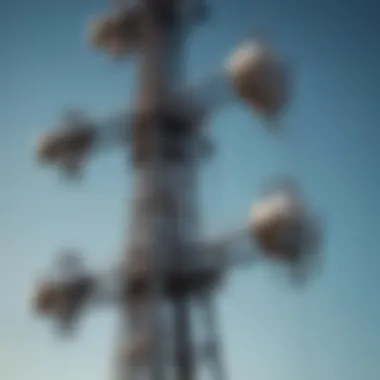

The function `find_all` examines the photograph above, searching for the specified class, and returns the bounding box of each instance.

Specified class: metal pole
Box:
[174,296,194,380]
[125,2,194,380]
[200,294,226,380]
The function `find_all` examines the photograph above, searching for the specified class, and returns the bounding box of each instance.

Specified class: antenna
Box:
[29,1,324,380]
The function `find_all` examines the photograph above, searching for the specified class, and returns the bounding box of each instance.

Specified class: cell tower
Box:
[30,1,322,380]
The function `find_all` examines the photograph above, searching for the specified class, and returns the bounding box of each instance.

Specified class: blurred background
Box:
[0,0,379,379]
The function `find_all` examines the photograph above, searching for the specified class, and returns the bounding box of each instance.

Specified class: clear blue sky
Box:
[1,0,379,379]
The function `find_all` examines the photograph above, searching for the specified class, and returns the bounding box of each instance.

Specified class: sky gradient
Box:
[1,0,379,379]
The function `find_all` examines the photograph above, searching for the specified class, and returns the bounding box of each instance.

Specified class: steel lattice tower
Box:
[30,1,322,380]
[121,3,223,380]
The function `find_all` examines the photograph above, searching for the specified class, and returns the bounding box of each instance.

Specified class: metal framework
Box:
[30,2,322,380]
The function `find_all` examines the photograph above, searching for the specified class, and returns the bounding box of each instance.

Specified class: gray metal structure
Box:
[30,1,321,380]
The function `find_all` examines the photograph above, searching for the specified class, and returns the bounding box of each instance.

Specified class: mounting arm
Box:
[31,253,123,336]
[35,110,133,176]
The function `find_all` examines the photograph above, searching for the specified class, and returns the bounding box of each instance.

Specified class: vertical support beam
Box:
[174,296,194,380]
[199,294,227,380]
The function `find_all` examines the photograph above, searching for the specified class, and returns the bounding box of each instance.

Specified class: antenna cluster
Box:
[30,1,323,379]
